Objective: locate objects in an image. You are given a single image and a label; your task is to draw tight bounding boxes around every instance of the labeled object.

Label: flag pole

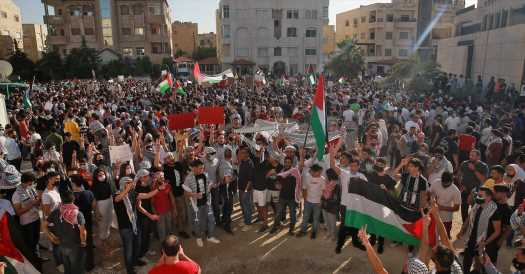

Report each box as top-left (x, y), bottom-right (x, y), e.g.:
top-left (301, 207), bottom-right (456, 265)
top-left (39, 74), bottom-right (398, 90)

top-left (303, 117), bottom-right (311, 149)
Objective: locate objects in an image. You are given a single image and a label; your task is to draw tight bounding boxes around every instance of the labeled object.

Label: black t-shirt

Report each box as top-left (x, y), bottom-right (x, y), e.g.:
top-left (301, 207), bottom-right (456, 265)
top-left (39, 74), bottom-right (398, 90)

top-left (446, 137), bottom-right (459, 161)
top-left (135, 184), bottom-right (152, 217)
top-left (195, 174), bottom-right (208, 207)
top-left (113, 191), bottom-right (136, 230)
top-left (47, 208), bottom-right (85, 248)
top-left (279, 175), bottom-right (296, 200)
top-left (252, 159), bottom-right (270, 191)
top-left (399, 173), bottom-right (428, 211)
top-left (164, 164), bottom-right (183, 197)
top-left (238, 159), bottom-right (254, 191)
top-left (367, 172), bottom-right (396, 191)
top-left (173, 161), bottom-right (190, 196)
top-left (62, 140), bottom-right (80, 166)
top-left (90, 181), bottom-right (112, 201)
top-left (486, 205), bottom-right (504, 248)
top-left (266, 163), bottom-right (283, 191)
top-left (74, 190), bottom-right (94, 228)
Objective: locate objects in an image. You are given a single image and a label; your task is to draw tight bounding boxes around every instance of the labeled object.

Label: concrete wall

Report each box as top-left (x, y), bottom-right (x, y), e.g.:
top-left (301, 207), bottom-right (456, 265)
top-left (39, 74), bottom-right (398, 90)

top-left (172, 21), bottom-right (198, 55)
top-left (23, 24), bottom-right (48, 62)
top-left (197, 32), bottom-right (216, 48)
top-left (0, 0), bottom-right (22, 59)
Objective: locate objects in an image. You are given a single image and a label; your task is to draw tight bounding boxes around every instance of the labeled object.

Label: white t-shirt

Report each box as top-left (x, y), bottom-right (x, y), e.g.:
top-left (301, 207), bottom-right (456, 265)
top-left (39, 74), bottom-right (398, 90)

top-left (11, 186), bottom-right (40, 225)
top-left (42, 187), bottom-right (61, 214)
top-left (405, 120), bottom-right (420, 132)
top-left (302, 174), bottom-right (326, 204)
top-left (343, 109), bottom-right (354, 122)
top-left (445, 116), bottom-right (460, 131)
top-left (428, 157), bottom-right (454, 185)
top-left (430, 180), bottom-right (461, 222)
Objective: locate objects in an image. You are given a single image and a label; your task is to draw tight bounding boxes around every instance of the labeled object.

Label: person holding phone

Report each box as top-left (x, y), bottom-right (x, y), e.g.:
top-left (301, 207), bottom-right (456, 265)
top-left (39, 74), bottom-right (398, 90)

top-left (149, 235), bottom-right (201, 274)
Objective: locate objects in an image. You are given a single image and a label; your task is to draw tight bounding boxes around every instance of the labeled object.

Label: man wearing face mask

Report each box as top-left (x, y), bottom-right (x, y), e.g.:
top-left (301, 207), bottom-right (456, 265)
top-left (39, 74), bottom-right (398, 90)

top-left (483, 246), bottom-right (525, 274)
top-left (457, 187), bottom-right (501, 273)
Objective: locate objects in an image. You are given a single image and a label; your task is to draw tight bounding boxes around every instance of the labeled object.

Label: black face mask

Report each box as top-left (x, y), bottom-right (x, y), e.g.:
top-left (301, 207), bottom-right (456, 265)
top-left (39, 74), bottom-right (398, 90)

top-left (441, 181), bottom-right (452, 188)
top-left (513, 258), bottom-right (525, 270)
top-left (95, 160), bottom-right (104, 166)
top-left (475, 196), bottom-right (485, 205)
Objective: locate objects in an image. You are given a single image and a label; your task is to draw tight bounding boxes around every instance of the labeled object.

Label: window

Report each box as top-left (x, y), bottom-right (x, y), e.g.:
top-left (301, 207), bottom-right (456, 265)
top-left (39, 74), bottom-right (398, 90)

top-left (257, 47), bottom-right (269, 57)
top-left (272, 9), bottom-right (283, 19)
top-left (305, 49), bottom-right (317, 55)
top-left (60, 29), bottom-right (65, 36)
top-left (400, 15), bottom-right (410, 22)
top-left (223, 5), bottom-right (229, 18)
top-left (345, 20), bottom-right (349, 27)
top-left (385, 48), bottom-right (392, 56)
top-left (120, 5), bottom-right (129, 15)
top-left (235, 48), bottom-right (249, 57)
top-left (482, 15), bottom-right (488, 31)
top-left (488, 14), bottom-right (494, 29)
top-left (287, 27), bottom-right (297, 37)
top-left (63, 48), bottom-right (68, 55)
top-left (123, 48), bottom-right (133, 56)
top-left (323, 6), bottom-right (329, 19)
top-left (132, 4), bottom-right (143, 15)
top-left (369, 31), bottom-right (375, 40)
top-left (387, 14), bottom-right (393, 22)
top-left (361, 16), bottom-right (366, 23)
top-left (1, 30), bottom-right (9, 36)
top-left (14, 15), bottom-right (19, 22)
top-left (386, 32), bottom-right (393, 40)
top-left (0, 12), bottom-right (7, 18)
top-left (84, 28), bottom-right (94, 35)
top-left (122, 28), bottom-right (131, 35)
top-left (136, 47), bottom-right (145, 56)
top-left (71, 28), bottom-right (81, 35)
top-left (360, 32), bottom-right (365, 39)
top-left (287, 47), bottom-right (298, 57)
top-left (15, 32), bottom-right (21, 39)
top-left (223, 25), bottom-right (230, 38)
top-left (399, 32), bottom-right (409, 39)
top-left (274, 47), bottom-right (282, 56)
top-left (353, 18), bottom-right (358, 27)
top-left (70, 7), bottom-right (81, 16)
top-left (151, 42), bottom-right (162, 54)
top-left (311, 10), bottom-right (317, 19)
top-left (149, 6), bottom-right (161, 15)
top-left (150, 24), bottom-right (161, 34)
top-left (305, 29), bottom-right (317, 38)
top-left (305, 10), bottom-right (311, 19)
top-left (134, 27), bottom-right (144, 35)
top-left (287, 9), bottom-right (298, 19)
top-left (399, 48), bottom-right (408, 57)
top-left (223, 44), bottom-right (231, 57)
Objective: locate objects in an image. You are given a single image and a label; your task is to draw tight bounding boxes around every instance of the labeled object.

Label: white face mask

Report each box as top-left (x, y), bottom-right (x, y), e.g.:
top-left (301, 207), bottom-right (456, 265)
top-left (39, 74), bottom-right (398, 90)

top-left (97, 175), bottom-right (106, 182)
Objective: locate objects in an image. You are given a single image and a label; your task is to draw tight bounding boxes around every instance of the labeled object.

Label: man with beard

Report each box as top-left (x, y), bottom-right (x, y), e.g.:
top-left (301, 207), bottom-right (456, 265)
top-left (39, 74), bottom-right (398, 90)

top-left (486, 184), bottom-right (512, 265)
top-left (459, 150), bottom-right (489, 222)
top-left (161, 152), bottom-right (190, 238)
top-left (218, 147), bottom-right (236, 234)
top-left (202, 147), bottom-right (221, 227)
top-left (430, 171), bottom-right (461, 237)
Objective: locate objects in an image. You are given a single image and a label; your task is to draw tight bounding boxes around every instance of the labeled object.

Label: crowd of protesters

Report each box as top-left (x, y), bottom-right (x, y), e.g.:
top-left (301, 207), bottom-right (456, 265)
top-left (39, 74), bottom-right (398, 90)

top-left (0, 73), bottom-right (524, 274)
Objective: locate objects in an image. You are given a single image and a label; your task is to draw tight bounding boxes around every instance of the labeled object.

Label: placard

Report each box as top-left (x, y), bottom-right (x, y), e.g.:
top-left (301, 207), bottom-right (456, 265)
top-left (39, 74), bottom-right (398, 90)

top-left (109, 144), bottom-right (133, 164)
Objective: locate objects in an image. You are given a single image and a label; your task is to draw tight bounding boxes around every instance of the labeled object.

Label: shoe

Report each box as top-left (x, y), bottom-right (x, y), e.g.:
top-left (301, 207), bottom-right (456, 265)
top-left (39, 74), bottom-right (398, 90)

top-left (353, 242), bottom-right (366, 251)
top-left (258, 225), bottom-right (268, 233)
top-left (179, 231), bottom-right (190, 239)
top-left (56, 265), bottom-right (65, 273)
top-left (296, 231), bottom-right (306, 237)
top-left (377, 245), bottom-right (384, 254)
top-left (134, 259), bottom-right (147, 266)
top-left (196, 238), bottom-right (204, 247)
top-left (310, 232), bottom-right (317, 239)
top-left (335, 247), bottom-right (342, 254)
top-left (207, 237), bottom-right (221, 244)
top-left (269, 226), bottom-right (279, 234)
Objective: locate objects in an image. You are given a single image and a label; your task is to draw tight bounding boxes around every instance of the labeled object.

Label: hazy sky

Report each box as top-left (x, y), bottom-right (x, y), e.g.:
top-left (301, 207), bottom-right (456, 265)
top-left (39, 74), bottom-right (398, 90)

top-left (15, 0), bottom-right (477, 33)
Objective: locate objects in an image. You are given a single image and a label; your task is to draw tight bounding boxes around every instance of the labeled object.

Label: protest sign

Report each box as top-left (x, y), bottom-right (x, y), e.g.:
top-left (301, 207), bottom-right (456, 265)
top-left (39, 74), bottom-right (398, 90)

top-left (168, 113), bottom-right (195, 130)
top-left (109, 144), bottom-right (133, 164)
top-left (198, 107), bottom-right (225, 125)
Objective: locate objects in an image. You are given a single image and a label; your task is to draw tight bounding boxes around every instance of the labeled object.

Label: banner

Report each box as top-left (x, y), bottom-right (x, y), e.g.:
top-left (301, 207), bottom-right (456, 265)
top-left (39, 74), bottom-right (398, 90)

top-left (168, 113), bottom-right (195, 130)
top-left (109, 144), bottom-right (133, 164)
top-left (199, 69), bottom-right (234, 84)
top-left (198, 107), bottom-right (225, 125)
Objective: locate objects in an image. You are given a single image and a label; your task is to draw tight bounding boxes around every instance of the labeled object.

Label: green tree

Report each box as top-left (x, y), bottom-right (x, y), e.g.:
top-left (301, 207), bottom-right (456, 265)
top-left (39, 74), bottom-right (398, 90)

top-left (64, 37), bottom-right (100, 78)
top-left (100, 58), bottom-right (133, 79)
top-left (387, 55), bottom-right (442, 94)
top-left (134, 56), bottom-right (153, 76)
top-left (326, 38), bottom-right (364, 79)
top-left (35, 50), bottom-right (65, 81)
top-left (174, 49), bottom-right (187, 58)
top-left (8, 39), bottom-right (35, 81)
top-left (161, 57), bottom-right (174, 72)
top-left (192, 47), bottom-right (217, 61)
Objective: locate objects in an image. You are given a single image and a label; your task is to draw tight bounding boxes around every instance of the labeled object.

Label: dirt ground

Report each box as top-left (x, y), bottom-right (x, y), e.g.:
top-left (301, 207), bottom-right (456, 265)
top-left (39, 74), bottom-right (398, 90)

top-left (41, 202), bottom-right (515, 274)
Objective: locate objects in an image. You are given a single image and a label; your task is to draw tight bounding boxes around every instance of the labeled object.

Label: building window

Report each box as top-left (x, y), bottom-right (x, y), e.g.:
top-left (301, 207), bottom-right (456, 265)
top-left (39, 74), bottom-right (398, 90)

top-left (223, 44), bottom-right (231, 57)
top-left (60, 29), bottom-right (65, 36)
top-left (149, 6), bottom-right (161, 15)
top-left (120, 5), bottom-right (129, 15)
top-left (287, 9), bottom-right (299, 19)
top-left (63, 48), bottom-right (68, 55)
top-left (85, 28), bottom-right (95, 35)
top-left (387, 14), bottom-right (394, 22)
top-left (488, 14), bottom-right (494, 29)
top-left (71, 28), bottom-right (81, 35)
top-left (482, 15), bottom-right (488, 31)
top-left (257, 47), bottom-right (269, 57)
top-left (385, 48), bottom-right (392, 56)
top-left (323, 6), bottom-right (329, 19)
top-left (360, 32), bottom-right (365, 39)
top-left (287, 27), bottom-right (297, 37)
top-left (123, 48), bottom-right (133, 56)
top-left (399, 48), bottom-right (408, 57)
top-left (369, 31), bottom-right (375, 40)
top-left (287, 47), bottom-right (298, 57)
top-left (14, 15), bottom-right (19, 22)
top-left (0, 12), bottom-right (7, 18)
top-left (136, 47), bottom-right (145, 56)
top-left (151, 43), bottom-right (162, 54)
top-left (361, 16), bottom-right (366, 23)
top-left (235, 48), bottom-right (249, 57)
top-left (345, 20), bottom-right (349, 27)
top-left (305, 49), bottom-right (317, 55)
top-left (305, 29), bottom-right (317, 38)
top-left (122, 28), bottom-right (131, 35)
top-left (399, 32), bottom-right (409, 39)
top-left (386, 32), bottom-right (393, 39)
top-left (400, 15), bottom-right (410, 22)
top-left (311, 10), bottom-right (318, 19)
top-left (70, 7), bottom-right (81, 16)
top-left (223, 25), bottom-right (230, 38)
top-left (150, 24), bottom-right (160, 34)
top-left (223, 5), bottom-right (229, 18)
top-left (132, 4), bottom-right (144, 15)
top-left (134, 27), bottom-right (144, 35)
top-left (274, 47), bottom-right (282, 56)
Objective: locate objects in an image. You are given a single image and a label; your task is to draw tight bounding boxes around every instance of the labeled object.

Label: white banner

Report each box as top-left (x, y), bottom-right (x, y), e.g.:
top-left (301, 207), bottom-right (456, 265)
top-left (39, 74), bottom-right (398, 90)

top-left (200, 69), bottom-right (234, 83)
top-left (109, 144), bottom-right (133, 164)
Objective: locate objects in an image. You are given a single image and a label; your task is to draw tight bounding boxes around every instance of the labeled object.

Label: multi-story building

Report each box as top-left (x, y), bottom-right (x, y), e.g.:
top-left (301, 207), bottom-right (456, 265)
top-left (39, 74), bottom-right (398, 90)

top-left (436, 0), bottom-right (525, 86)
top-left (216, 0), bottom-right (330, 76)
top-left (172, 21), bottom-right (197, 55)
top-left (197, 32), bottom-right (216, 48)
top-left (322, 24), bottom-right (336, 62)
top-left (41, 0), bottom-right (172, 64)
top-left (336, 0), bottom-right (463, 75)
top-left (23, 24), bottom-right (48, 62)
top-left (0, 0), bottom-right (22, 59)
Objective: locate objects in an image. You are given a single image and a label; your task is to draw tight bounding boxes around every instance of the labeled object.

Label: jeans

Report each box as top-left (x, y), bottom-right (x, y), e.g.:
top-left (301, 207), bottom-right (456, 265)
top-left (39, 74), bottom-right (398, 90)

top-left (322, 210), bottom-right (337, 239)
top-left (119, 228), bottom-right (140, 274)
top-left (239, 191), bottom-right (253, 225)
top-left (274, 198), bottom-right (297, 227)
top-left (20, 220), bottom-right (40, 258)
top-left (221, 186), bottom-right (234, 230)
top-left (189, 204), bottom-right (216, 238)
top-left (157, 211), bottom-right (174, 242)
top-left (211, 187), bottom-right (223, 225)
top-left (461, 191), bottom-right (471, 222)
top-left (60, 246), bottom-right (86, 274)
top-left (174, 195), bottom-right (188, 233)
top-left (301, 201), bottom-right (321, 233)
top-left (137, 215), bottom-right (154, 257)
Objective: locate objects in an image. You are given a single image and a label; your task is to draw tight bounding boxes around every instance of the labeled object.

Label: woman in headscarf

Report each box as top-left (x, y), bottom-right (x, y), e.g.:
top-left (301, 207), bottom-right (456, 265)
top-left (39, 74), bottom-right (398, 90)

top-left (90, 168), bottom-right (114, 263)
top-left (506, 164), bottom-right (525, 209)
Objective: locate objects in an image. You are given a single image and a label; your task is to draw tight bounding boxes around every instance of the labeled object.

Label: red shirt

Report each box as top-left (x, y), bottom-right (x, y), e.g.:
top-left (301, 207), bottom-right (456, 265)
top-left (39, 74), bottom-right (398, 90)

top-left (458, 134), bottom-right (476, 151)
top-left (19, 120), bottom-right (29, 141)
top-left (148, 261), bottom-right (199, 274)
top-left (152, 183), bottom-right (173, 215)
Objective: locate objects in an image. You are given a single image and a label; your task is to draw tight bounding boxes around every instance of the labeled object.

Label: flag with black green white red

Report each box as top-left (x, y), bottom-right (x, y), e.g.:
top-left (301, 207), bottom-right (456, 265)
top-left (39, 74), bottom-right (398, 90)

top-left (310, 74), bottom-right (326, 161)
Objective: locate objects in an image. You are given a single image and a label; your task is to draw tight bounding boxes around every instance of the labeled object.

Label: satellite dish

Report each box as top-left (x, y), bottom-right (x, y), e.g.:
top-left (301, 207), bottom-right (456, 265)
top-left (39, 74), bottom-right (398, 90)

top-left (0, 60), bottom-right (13, 80)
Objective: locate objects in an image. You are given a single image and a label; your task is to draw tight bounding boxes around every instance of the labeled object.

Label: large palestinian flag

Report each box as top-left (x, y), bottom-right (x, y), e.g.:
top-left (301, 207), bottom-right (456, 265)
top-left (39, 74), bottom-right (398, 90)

top-left (342, 178), bottom-right (436, 246)
top-left (310, 75), bottom-right (326, 161)
top-left (0, 214), bottom-right (40, 273)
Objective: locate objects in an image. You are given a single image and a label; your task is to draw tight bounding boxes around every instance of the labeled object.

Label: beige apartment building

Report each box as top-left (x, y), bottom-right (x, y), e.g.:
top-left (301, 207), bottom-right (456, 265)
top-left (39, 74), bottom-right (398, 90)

top-left (172, 21), bottom-right (197, 55)
top-left (0, 0), bottom-right (23, 59)
top-left (323, 24), bottom-right (336, 56)
top-left (197, 32), bottom-right (216, 48)
top-left (436, 0), bottom-right (525, 86)
top-left (336, 0), bottom-right (463, 75)
top-left (42, 0), bottom-right (172, 64)
top-left (23, 24), bottom-right (48, 62)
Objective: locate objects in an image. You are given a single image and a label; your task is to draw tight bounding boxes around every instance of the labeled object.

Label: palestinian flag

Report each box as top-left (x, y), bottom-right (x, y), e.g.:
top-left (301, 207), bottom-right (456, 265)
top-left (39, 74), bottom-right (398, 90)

top-left (310, 74), bottom-right (326, 161)
top-left (307, 64), bottom-right (316, 85)
top-left (342, 178), bottom-right (436, 246)
top-left (193, 62), bottom-right (201, 84)
top-left (23, 89), bottom-right (31, 110)
top-left (0, 214), bottom-right (40, 273)
top-left (175, 80), bottom-right (186, 95)
top-left (159, 73), bottom-right (174, 96)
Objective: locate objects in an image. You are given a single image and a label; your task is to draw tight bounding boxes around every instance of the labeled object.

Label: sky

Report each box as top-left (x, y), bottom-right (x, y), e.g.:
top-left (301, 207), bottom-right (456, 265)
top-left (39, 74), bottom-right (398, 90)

top-left (14, 0), bottom-right (477, 33)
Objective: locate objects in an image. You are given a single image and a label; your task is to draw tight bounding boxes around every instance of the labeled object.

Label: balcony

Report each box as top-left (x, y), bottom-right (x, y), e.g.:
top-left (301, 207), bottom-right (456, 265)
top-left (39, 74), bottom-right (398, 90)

top-left (44, 15), bottom-right (63, 25)
top-left (47, 35), bottom-right (67, 45)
